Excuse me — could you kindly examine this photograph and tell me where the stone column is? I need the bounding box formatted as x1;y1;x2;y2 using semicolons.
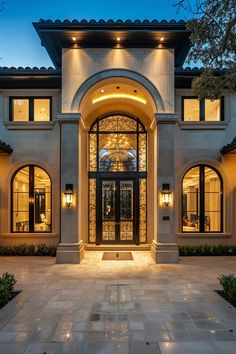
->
56;113;84;263
151;113;179;263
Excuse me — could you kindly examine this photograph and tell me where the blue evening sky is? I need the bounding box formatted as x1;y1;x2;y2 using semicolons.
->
0;0;188;68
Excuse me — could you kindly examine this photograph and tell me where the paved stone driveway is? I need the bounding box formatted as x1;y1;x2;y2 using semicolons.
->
0;252;236;354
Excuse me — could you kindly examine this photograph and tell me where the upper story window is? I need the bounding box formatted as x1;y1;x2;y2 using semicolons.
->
10;97;51;122
182;97;224;122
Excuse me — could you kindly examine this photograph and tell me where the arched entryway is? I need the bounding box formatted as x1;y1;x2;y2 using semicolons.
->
75;73;158;250
88;114;147;245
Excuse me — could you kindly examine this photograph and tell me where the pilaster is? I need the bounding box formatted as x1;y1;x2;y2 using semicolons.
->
56;113;84;263
152;113;180;263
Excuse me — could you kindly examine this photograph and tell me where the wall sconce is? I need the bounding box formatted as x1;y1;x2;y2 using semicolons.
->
162;183;171;207
64;184;74;207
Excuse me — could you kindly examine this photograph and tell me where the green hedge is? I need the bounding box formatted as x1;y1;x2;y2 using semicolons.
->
218;274;236;307
179;244;236;256
0;272;16;308
0;244;57;257
0;243;235;257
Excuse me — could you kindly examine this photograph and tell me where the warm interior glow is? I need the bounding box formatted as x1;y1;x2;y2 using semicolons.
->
182;166;221;232
160;37;164;41
13;166;51;232
34;99;50;121
13;99;29;121
92;93;147;105
117;37;121;41
205;99;220;121
72;37;76;41
184;99;199;121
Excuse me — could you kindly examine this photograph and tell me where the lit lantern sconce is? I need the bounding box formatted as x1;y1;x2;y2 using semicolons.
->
64;184;74;207
162;184;171;207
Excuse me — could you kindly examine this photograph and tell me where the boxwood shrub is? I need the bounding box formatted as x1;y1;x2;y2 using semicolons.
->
0;272;17;309
179;244;236;256
218;273;236;307
0;244;57;257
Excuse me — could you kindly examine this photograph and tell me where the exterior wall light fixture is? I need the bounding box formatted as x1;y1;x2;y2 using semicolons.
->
162;183;171;207
64;184;74;207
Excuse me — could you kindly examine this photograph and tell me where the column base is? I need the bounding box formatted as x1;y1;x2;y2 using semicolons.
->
56;241;84;264
151;240;179;264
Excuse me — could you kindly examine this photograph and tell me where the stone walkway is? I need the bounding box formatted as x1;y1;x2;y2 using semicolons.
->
0;252;236;353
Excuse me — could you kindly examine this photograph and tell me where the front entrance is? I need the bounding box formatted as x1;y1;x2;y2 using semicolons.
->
99;178;138;244
88;114;147;245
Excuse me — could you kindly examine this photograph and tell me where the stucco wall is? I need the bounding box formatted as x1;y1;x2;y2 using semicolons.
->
175;90;236;246
0;89;61;246
62;48;175;114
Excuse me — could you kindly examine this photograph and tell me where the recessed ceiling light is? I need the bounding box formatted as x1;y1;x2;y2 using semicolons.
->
100;89;105;93
160;37;164;41
133;90;137;93
116;86;120;89
117;37;121;42
72;37;76;41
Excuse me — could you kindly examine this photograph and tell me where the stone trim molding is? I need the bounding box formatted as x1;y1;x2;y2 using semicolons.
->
5;121;55;130
56;240;84;264
151;240;179;263
179;121;227;130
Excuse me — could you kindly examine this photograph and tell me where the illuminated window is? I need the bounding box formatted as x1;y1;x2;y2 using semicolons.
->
12;165;51;232
182;165;222;233
89;114;146;172
10;97;51;122
182;97;223;122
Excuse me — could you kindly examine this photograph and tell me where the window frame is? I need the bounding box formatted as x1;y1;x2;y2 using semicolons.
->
11;164;52;233
182;164;223;233
89;113;147;173
181;96;224;122
9;96;52;122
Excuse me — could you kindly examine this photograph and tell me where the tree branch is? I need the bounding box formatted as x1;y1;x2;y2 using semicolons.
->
222;17;236;52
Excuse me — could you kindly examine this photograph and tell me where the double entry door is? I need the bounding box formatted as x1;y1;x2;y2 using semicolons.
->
98;178;138;244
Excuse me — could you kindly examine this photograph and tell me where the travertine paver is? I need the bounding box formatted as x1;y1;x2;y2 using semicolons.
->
0;252;235;353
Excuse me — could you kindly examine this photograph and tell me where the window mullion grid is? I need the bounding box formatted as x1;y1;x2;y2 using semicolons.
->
29;165;34;232
29;98;34;121
200;165;205;232
200;100;205;121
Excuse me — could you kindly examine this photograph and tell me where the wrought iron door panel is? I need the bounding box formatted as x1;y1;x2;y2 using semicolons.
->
102;181;116;241
100;178;135;243
120;181;134;241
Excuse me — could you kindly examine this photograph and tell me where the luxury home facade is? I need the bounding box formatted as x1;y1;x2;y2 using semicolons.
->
0;19;235;263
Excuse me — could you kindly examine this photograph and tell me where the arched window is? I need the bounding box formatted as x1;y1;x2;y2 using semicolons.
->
89;114;147;172
182;165;223;232
12;165;51;232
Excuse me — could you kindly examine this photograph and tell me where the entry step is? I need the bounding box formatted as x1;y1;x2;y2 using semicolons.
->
85;244;151;251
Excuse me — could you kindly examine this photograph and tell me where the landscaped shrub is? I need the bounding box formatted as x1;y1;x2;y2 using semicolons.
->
0;272;16;308
0;244;57;257
178;244;236;256
218;273;236;307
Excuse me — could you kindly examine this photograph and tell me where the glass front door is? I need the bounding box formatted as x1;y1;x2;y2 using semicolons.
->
100;179;136;244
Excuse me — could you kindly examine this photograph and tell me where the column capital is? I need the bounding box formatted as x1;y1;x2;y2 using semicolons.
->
57;112;81;124
155;113;180;124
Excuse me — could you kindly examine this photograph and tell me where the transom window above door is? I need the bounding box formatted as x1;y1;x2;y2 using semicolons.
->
89;114;147;172
10;97;51;122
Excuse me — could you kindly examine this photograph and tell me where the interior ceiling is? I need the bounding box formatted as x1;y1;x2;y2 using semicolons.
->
79;77;157;129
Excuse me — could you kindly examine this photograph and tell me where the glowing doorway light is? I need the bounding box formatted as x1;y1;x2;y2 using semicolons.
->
92;93;147;105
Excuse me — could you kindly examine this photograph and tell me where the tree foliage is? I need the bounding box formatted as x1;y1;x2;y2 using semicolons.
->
174;0;236;99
